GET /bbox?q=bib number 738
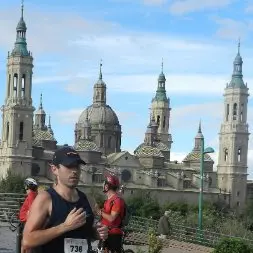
[64,238,88,253]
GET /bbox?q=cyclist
[19,178,38,253]
[19,178,38,223]
[96,174,125,253]
[22,146,108,253]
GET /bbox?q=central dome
[78,104,119,126]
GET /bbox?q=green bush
[0,170,25,193]
[148,230,163,253]
[213,238,253,253]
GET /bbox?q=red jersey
[19,191,37,222]
[101,194,125,234]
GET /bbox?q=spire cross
[161,58,164,72]
[39,93,43,109]
[21,0,24,18]
[198,119,202,133]
[99,59,103,79]
[238,38,240,54]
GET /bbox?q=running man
[22,146,108,253]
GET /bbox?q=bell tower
[0,1,34,177]
[217,42,250,210]
[151,60,173,152]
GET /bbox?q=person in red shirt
[19,178,38,223]
[19,178,38,253]
[96,174,125,253]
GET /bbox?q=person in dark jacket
[22,146,108,253]
[157,211,171,239]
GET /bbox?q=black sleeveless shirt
[41,187,94,253]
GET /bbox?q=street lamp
[198,137,215,238]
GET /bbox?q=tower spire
[198,120,202,133]
[238,38,240,54]
[228,41,245,88]
[39,93,43,109]
[12,0,29,56]
[161,58,164,73]
[21,0,24,19]
[99,59,103,80]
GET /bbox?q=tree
[0,171,25,193]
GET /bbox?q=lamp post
[198,137,214,238]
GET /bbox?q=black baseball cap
[52,146,86,167]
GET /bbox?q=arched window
[226,104,229,121]
[6,122,9,140]
[8,74,11,97]
[19,122,24,141]
[233,103,237,120]
[157,115,160,126]
[238,148,241,162]
[224,149,228,162]
[13,73,18,97]
[100,134,103,147]
[163,116,166,128]
[240,104,244,121]
[108,136,112,148]
[21,74,25,97]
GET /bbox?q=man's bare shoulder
[34,190,52,205]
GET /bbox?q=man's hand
[95,222,108,240]
[63,207,86,232]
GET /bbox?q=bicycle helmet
[24,178,38,191]
[103,173,120,193]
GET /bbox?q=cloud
[168,0,233,15]
[0,5,121,55]
[2,3,250,95]
[105,74,240,94]
[64,77,92,95]
[55,109,83,124]
[245,3,253,13]
[143,0,167,5]
[33,76,72,84]
[213,17,251,40]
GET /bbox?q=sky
[0,0,253,176]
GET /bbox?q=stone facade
[0,4,251,210]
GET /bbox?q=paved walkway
[0,223,212,253]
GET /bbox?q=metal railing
[127,216,253,248]
[0,193,25,223]
[1,193,253,249]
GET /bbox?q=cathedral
[0,4,252,211]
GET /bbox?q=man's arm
[100,210,119,222]
[22,191,67,249]
[99,198,122,222]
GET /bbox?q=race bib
[64,238,88,253]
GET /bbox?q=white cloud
[213,17,250,40]
[168,0,233,15]
[71,73,253,95]
[2,3,251,96]
[245,3,253,13]
[55,109,83,124]
[143,0,167,5]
